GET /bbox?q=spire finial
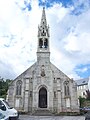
[40,4,47,26]
[42,0,46,8]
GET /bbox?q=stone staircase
[32,108,53,116]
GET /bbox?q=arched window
[16,80,22,95]
[64,81,70,96]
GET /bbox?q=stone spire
[37,7,50,61]
[38,7,49,38]
[40,7,47,28]
[37,7,50,52]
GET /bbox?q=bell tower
[37,7,50,62]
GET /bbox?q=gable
[50,62,71,80]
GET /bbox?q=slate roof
[75,77,89,86]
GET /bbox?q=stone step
[33,108,53,116]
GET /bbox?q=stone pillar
[47,91,49,108]
[57,79,62,113]
[32,90,37,110]
[36,91,38,108]
[57,90,62,113]
[24,79,29,112]
[24,91,29,112]
[48,90,53,111]
[70,81,79,112]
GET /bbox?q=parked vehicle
[0,98,19,120]
[85,111,90,120]
[83,107,90,113]
[79,107,84,111]
[0,112,9,120]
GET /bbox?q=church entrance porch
[39,87,47,108]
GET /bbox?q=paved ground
[19,115,85,120]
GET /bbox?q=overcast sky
[0,0,90,80]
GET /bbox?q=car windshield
[3,100,12,109]
[0,113,5,119]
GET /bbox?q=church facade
[7,8,79,114]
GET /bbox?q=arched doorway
[39,87,47,108]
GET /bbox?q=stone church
[7,7,79,114]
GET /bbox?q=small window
[54,78,57,83]
[41,69,45,77]
[64,86,67,96]
[16,80,22,95]
[41,65,45,77]
[64,81,70,96]
[54,91,56,98]
[30,91,32,97]
[83,92,85,95]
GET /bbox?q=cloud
[0,0,90,80]
[48,0,90,79]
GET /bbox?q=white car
[0,98,19,120]
[0,112,9,120]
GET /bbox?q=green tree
[86,89,90,100]
[78,96,86,107]
[0,77,12,99]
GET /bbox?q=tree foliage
[0,77,12,99]
[79,96,86,107]
[86,89,90,100]
[79,90,90,108]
